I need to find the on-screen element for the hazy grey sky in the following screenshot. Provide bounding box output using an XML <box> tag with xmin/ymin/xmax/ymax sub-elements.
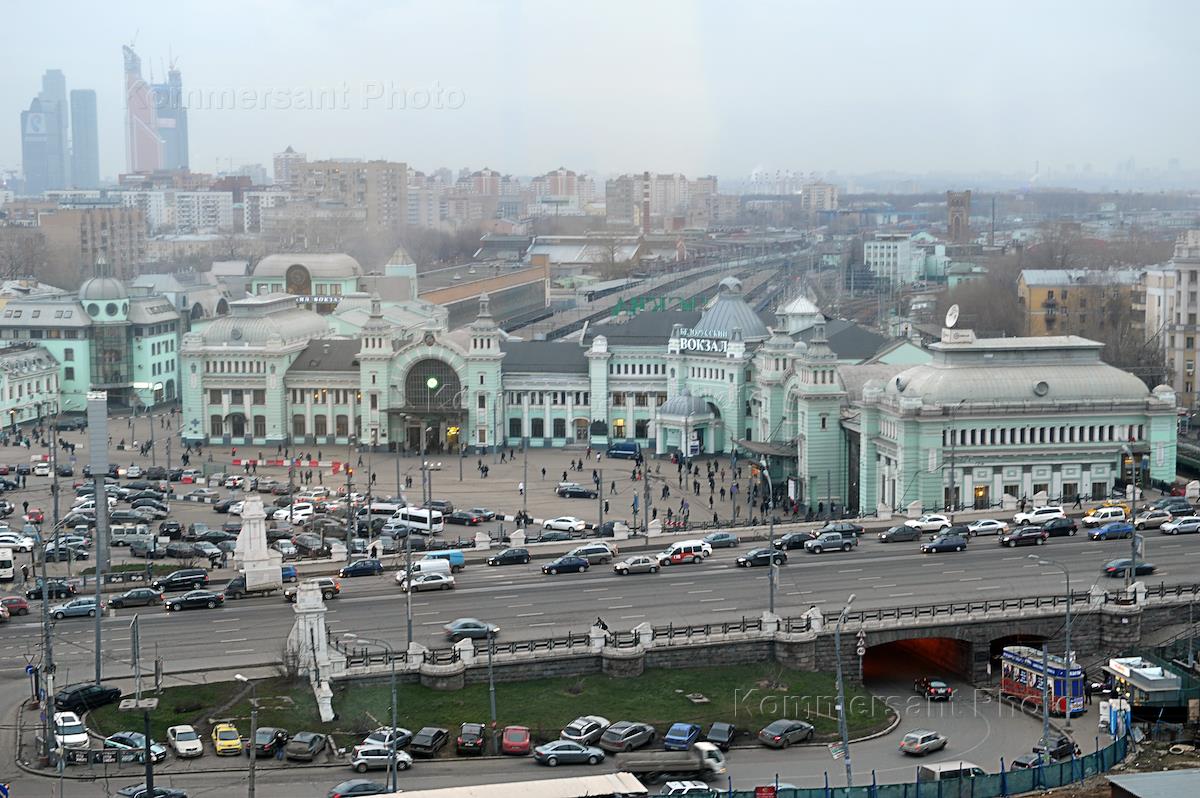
<box><xmin>5</xmin><ymin>0</ymin><xmax>1197</xmax><ymax>181</ymax></box>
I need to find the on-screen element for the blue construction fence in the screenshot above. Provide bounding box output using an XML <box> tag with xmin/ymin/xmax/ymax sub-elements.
<box><xmin>717</xmin><ymin>732</ymin><xmax>1129</xmax><ymax>798</ymax></box>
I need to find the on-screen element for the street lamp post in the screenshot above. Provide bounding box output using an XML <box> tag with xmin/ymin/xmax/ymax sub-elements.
<box><xmin>235</xmin><ymin>674</ymin><xmax>257</xmax><ymax>798</ymax></box>
<box><xmin>947</xmin><ymin>399</ymin><xmax>967</xmax><ymax>522</ymax></box>
<box><xmin>834</xmin><ymin>593</ymin><xmax>856</xmax><ymax>788</ymax></box>
<box><xmin>486</xmin><ymin>628</ymin><xmax>498</xmax><ymax>754</ymax></box>
<box><xmin>1031</xmin><ymin>554</ymin><xmax>1074</xmax><ymax>730</ymax></box>
<box><xmin>344</xmin><ymin>635</ymin><xmax>398</xmax><ymax>791</ymax></box>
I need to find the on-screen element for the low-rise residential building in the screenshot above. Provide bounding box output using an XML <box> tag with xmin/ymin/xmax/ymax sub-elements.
<box><xmin>1016</xmin><ymin>268</ymin><xmax>1144</xmax><ymax>337</ymax></box>
<box><xmin>0</xmin><ymin>344</ymin><xmax>60</xmax><ymax>425</ymax></box>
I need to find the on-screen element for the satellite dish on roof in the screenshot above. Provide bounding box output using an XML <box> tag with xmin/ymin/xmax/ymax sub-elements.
<box><xmin>945</xmin><ymin>304</ymin><xmax>960</xmax><ymax>329</ymax></box>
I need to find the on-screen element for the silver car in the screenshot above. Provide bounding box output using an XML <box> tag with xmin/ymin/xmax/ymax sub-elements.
<box><xmin>899</xmin><ymin>728</ymin><xmax>948</xmax><ymax>756</ymax></box>
<box><xmin>560</xmin><ymin>715</ymin><xmax>610</xmax><ymax>745</ymax></box>
<box><xmin>598</xmin><ymin>720</ymin><xmax>656</xmax><ymax>752</ymax></box>
<box><xmin>613</xmin><ymin>555</ymin><xmax>659</xmax><ymax>575</ymax></box>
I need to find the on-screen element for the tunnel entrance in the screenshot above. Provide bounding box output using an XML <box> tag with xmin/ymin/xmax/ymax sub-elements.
<box><xmin>862</xmin><ymin>637</ymin><xmax>973</xmax><ymax>683</ymax></box>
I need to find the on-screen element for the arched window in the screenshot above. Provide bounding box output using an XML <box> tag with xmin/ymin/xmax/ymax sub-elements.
<box><xmin>404</xmin><ymin>359</ymin><xmax>462</xmax><ymax>410</ymax></box>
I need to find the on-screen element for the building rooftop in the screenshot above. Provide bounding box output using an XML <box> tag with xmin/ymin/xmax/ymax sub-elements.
<box><xmin>1107</xmin><ymin>769</ymin><xmax>1200</xmax><ymax>798</ymax></box>
<box><xmin>500</xmin><ymin>341</ymin><xmax>588</xmax><ymax>373</ymax></box>
<box><xmin>695</xmin><ymin>277</ymin><xmax>770</xmax><ymax>341</ymax></box>
<box><xmin>1019</xmin><ymin>268</ymin><xmax>1143</xmax><ymax>287</ymax></box>
<box><xmin>794</xmin><ymin>319</ymin><xmax>886</xmax><ymax>362</ymax></box>
<box><xmin>285</xmin><ymin>339</ymin><xmax>361</xmax><ymax>374</ymax></box>
<box><xmin>253</xmin><ymin>253</ymin><xmax>364</xmax><ymax>279</ymax></box>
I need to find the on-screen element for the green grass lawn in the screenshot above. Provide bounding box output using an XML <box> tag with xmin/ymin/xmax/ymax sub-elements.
<box><xmin>89</xmin><ymin>664</ymin><xmax>893</xmax><ymax>751</ymax></box>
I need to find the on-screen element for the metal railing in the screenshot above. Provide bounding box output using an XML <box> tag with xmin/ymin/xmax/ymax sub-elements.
<box><xmin>651</xmin><ymin>616</ymin><xmax>763</xmax><ymax>641</ymax></box>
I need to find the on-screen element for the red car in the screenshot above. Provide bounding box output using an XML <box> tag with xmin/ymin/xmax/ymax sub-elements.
<box><xmin>2</xmin><ymin>596</ymin><xmax>31</xmax><ymax>616</ymax></box>
<box><xmin>501</xmin><ymin>725</ymin><xmax>531</xmax><ymax>755</ymax></box>
<box><xmin>914</xmin><ymin>677</ymin><xmax>954</xmax><ymax>700</ymax></box>
<box><xmin>24</xmin><ymin>508</ymin><xmax>44</xmax><ymax>523</ymax></box>
<box><xmin>0</xmin><ymin>464</ymin><xmax>8</xmax><ymax>475</ymax></box>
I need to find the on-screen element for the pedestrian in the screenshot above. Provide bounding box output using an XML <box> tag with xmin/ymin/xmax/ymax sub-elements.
<box><xmin>518</xmin><ymin>481</ymin><xmax>525</xmax><ymax>496</ymax></box>
<box><xmin>1073</xmin><ymin>494</ymin><xmax>1082</xmax><ymax>509</ymax></box>
<box><xmin>708</xmin><ymin>495</ymin><xmax>714</xmax><ymax>510</ymax></box>
<box><xmin>604</xmin><ymin>499</ymin><xmax>610</xmax><ymax>514</ymax></box>
<box><xmin>357</xmin><ymin>455</ymin><xmax>363</xmax><ymax>467</ymax></box>
<box><xmin>20</xmin><ymin>563</ymin><xmax>29</xmax><ymax>584</ymax></box>
<box><xmin>1084</xmin><ymin>681</ymin><xmax>1092</xmax><ymax>705</ymax></box>
<box><xmin>318</xmin><ymin>450</ymin><xmax>323</xmax><ymax>461</ymax></box>
<box><xmin>500</xmin><ymin>452</ymin><xmax>506</xmax><ymax>464</ymax></box>
<box><xmin>720</xmin><ymin>487</ymin><xmax>726</xmax><ymax>502</ymax></box>
<box><xmin>610</xmin><ymin>480</ymin><xmax>617</xmax><ymax>495</ymax></box>
<box><xmin>712</xmin><ymin>511</ymin><xmax>719</xmax><ymax>525</ymax></box>
<box><xmin>541</xmin><ymin>467</ymin><xmax>546</xmax><ymax>480</ymax></box>
<box><xmin>562</xmin><ymin>471</ymin><xmax>568</xmax><ymax>483</ymax></box>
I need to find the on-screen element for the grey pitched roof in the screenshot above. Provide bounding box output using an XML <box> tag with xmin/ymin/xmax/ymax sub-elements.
<box><xmin>285</xmin><ymin>339</ymin><xmax>361</xmax><ymax>374</ymax></box>
<box><xmin>586</xmin><ymin>310</ymin><xmax>703</xmax><ymax>346</ymax></box>
<box><xmin>501</xmin><ymin>341</ymin><xmax>588</xmax><ymax>373</ymax></box>
<box><xmin>695</xmin><ymin>277</ymin><xmax>770</xmax><ymax>340</ymax></box>
<box><xmin>795</xmin><ymin>319</ymin><xmax>886</xmax><ymax>362</ymax></box>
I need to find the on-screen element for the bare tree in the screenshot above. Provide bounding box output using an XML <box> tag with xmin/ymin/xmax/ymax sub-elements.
<box><xmin>0</xmin><ymin>228</ymin><xmax>50</xmax><ymax>281</ymax></box>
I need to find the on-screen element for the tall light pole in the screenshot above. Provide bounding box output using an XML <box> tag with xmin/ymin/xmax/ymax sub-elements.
<box><xmin>947</xmin><ymin>398</ymin><xmax>967</xmax><ymax>521</ymax></box>
<box><xmin>1032</xmin><ymin>554</ymin><xmax>1074</xmax><ymax>730</ymax></box>
<box><xmin>486</xmin><ymin>627</ymin><xmax>498</xmax><ymax>754</ymax></box>
<box><xmin>235</xmin><ymin>674</ymin><xmax>257</xmax><ymax>798</ymax></box>
<box><xmin>344</xmin><ymin>634</ymin><xmax>398</xmax><ymax>791</ymax></box>
<box><xmin>834</xmin><ymin>593</ymin><xmax>856</xmax><ymax>789</ymax></box>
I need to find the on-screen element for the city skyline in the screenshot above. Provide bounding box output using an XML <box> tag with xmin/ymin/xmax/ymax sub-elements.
<box><xmin>3</xmin><ymin>0</ymin><xmax>1198</xmax><ymax>187</ymax></box>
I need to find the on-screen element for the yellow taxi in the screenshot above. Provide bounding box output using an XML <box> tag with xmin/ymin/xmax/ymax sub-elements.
<box><xmin>211</xmin><ymin>722</ymin><xmax>242</xmax><ymax>755</ymax></box>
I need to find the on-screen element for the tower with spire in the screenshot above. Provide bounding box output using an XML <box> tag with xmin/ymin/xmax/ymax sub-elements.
<box><xmin>358</xmin><ymin>294</ymin><xmax>391</xmax><ymax>445</ymax></box>
<box><xmin>466</xmin><ymin>293</ymin><xmax>504</xmax><ymax>453</ymax></box>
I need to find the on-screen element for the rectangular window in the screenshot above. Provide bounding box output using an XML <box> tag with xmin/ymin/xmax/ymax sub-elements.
<box><xmin>635</xmin><ymin>393</ymin><xmax>648</xmax><ymax>407</ymax></box>
<box><xmin>230</xmin><ymin>389</ymin><xmax>244</xmax><ymax>405</ymax></box>
<box><xmin>253</xmin><ymin>389</ymin><xmax>266</xmax><ymax>405</ymax></box>
<box><xmin>314</xmin><ymin>415</ymin><xmax>328</xmax><ymax>436</ymax></box>
<box><xmin>635</xmin><ymin>419</ymin><xmax>650</xmax><ymax>438</ymax></box>
<box><xmin>253</xmin><ymin>415</ymin><xmax>267</xmax><ymax>437</ymax></box>
<box><xmin>64</xmin><ymin>348</ymin><xmax>74</xmax><ymax>361</ymax></box>
<box><xmin>292</xmin><ymin>415</ymin><xmax>306</xmax><ymax>436</ymax></box>
<box><xmin>210</xmin><ymin>415</ymin><xmax>223</xmax><ymax>436</ymax></box>
<box><xmin>612</xmin><ymin>393</ymin><xmax>625</xmax><ymax>407</ymax></box>
<box><xmin>335</xmin><ymin>414</ymin><xmax>349</xmax><ymax>437</ymax></box>
<box><xmin>370</xmin><ymin>394</ymin><xmax>378</xmax><ymax>410</ymax></box>
<box><xmin>64</xmin><ymin>367</ymin><xmax>75</xmax><ymax>381</ymax></box>
<box><xmin>509</xmin><ymin>418</ymin><xmax>522</xmax><ymax>438</ymax></box>
<box><xmin>553</xmin><ymin>418</ymin><xmax>566</xmax><ymax>438</ymax></box>
<box><xmin>477</xmin><ymin>394</ymin><xmax>486</xmax><ymax>409</ymax></box>
<box><xmin>209</xmin><ymin>389</ymin><xmax>222</xmax><ymax>405</ymax></box>
<box><xmin>612</xmin><ymin>418</ymin><xmax>626</xmax><ymax>439</ymax></box>
<box><xmin>531</xmin><ymin>418</ymin><xmax>545</xmax><ymax>438</ymax></box>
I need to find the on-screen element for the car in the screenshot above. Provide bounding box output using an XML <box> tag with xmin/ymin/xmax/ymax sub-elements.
<box><xmin>999</xmin><ymin>526</ymin><xmax>1048</xmax><ymax>547</ymax></box>
<box><xmin>125</xmin><ymin>465</ymin><xmax>143</xmax><ymax>478</ymax></box>
<box><xmin>1089</xmin><ymin>521</ymin><xmax>1135</xmax><ymax>540</ymax></box>
<box><xmin>446</xmin><ymin>510</ymin><xmax>485</xmax><ymax>526</ymax></box>
<box><xmin>533</xmin><ymin>739</ymin><xmax>605</xmax><ymax>766</ymax></box>
<box><xmin>737</xmin><ymin>548</ymin><xmax>787</xmax><ymax>567</ymax></box>
<box><xmin>424</xmin><ymin>498</ymin><xmax>455</xmax><ymax>514</ymax></box>
<box><xmin>878</xmin><ymin>525</ymin><xmax>922</xmax><ymax>543</ymax></box>
<box><xmin>705</xmin><ymin>722</ymin><xmax>736</xmax><ymax>751</ymax></box>
<box><xmin>111</xmin><ymin>509</ymin><xmax>151</xmax><ymax>525</ymax></box>
<box><xmin>568</xmin><ymin>543</ymin><xmax>618</xmax><ymax>565</ymax></box>
<box><xmin>804</xmin><ymin>531</ymin><xmax>857</xmax><ymax>554</ymax></box>
<box><xmin>543</xmin><ymin>516</ymin><xmax>587</xmax><ymax>533</ymax></box>
<box><xmin>486</xmin><ymin>548</ymin><xmax>530</xmax><ymax>566</ymax></box>
<box><xmin>703</xmin><ymin>531</ymin><xmax>740</xmax><ymax>548</ymax></box>
<box><xmin>660</xmin><ymin>781</ymin><xmax>713</xmax><ymax>796</ymax></box>
<box><xmin>967</xmin><ymin>519</ymin><xmax>1008</xmax><ymax>537</ymax></box>
<box><xmin>1014</xmin><ymin>506</ymin><xmax>1065</xmax><ymax>526</ymax></box>
<box><xmin>772</xmin><ymin>531</ymin><xmax>813</xmax><ymax>551</ymax></box>
<box><xmin>757</xmin><ymin>719</ymin><xmax>813</xmax><ymax>749</ymax></box>
<box><xmin>50</xmin><ymin>597</ymin><xmax>104</xmax><ymax>619</ymax></box>
<box><xmin>596</xmin><ymin>520</ymin><xmax>632</xmax><ymax>538</ymax></box>
<box><xmin>130</xmin><ymin>540</ymin><xmax>167</xmax><ymax>559</ymax></box>
<box><xmin>1134</xmin><ymin>509</ymin><xmax>1173</xmax><ymax>530</ymax></box>
<box><xmin>905</xmin><ymin>514</ymin><xmax>951</xmax><ymax>533</ymax></box>
<box><xmin>914</xmin><ymin>677</ymin><xmax>955</xmax><ymax>700</ymax></box>
<box><xmin>1040</xmin><ymin>517</ymin><xmax>1078</xmax><ymax>537</ymax></box>
<box><xmin>115</xmin><ymin>786</ymin><xmax>189</xmax><ymax>798</ymax></box>
<box><xmin>284</xmin><ymin>731</ymin><xmax>327</xmax><ymax>761</ymax></box>
<box><xmin>1160</xmin><ymin>516</ymin><xmax>1200</xmax><ymax>535</ymax></box>
<box><xmin>1</xmin><ymin>595</ymin><xmax>30</xmax><ymax>616</ymax></box>
<box><xmin>159</xmin><ymin>520</ymin><xmax>183</xmax><ymax>538</ymax></box>
<box><xmin>55</xmin><ymin>682</ymin><xmax>121</xmax><ymax>713</ymax></box>
<box><xmin>286</xmin><ymin>577</ymin><xmax>341</xmax><ymax>602</ymax></box>
<box><xmin>456</xmin><ymin>722</ymin><xmax>487</xmax><ymax>755</ymax></box>
<box><xmin>0</xmin><ymin>533</ymin><xmax>35</xmax><ymax>551</ymax></box>
<box><xmin>534</xmin><ymin>529</ymin><xmax>573</xmax><ymax>543</ymax></box>
<box><xmin>110</xmin><ymin>588</ymin><xmax>165</xmax><ymax>609</ymax></box>
<box><xmin>360</xmin><ymin>726</ymin><xmax>413</xmax><ymax>750</ymax></box>
<box><xmin>501</xmin><ymin>725</ymin><xmax>532</xmax><ymax>755</ymax></box>
<box><xmin>167</xmin><ymin>725</ymin><xmax>204</xmax><ymax>758</ymax></box>
<box><xmin>273</xmin><ymin>540</ymin><xmax>298</xmax><ymax>558</ymax></box>
<box><xmin>53</xmin><ymin>711</ymin><xmax>90</xmax><ymax>748</ymax></box>
<box><xmin>1154</xmin><ymin>497</ymin><xmax>1194</xmax><ymax>515</ymax></box>
<box><xmin>165</xmin><ymin>541</ymin><xmax>197</xmax><ymax>559</ymax></box>
<box><xmin>398</xmin><ymin>572</ymin><xmax>456</xmax><ymax>592</ymax></box>
<box><xmin>192</xmin><ymin>542</ymin><xmax>223</xmax><ymax>564</ymax></box>
<box><xmin>557</xmin><ymin>484</ymin><xmax>598</xmax><ymax>499</ymax></box>
<box><xmin>598</xmin><ymin>720</ymin><xmax>656</xmax><ymax>752</ymax></box>
<box><xmin>131</xmin><ymin>500</ymin><xmax>169</xmax><ymax>518</ymax></box>
<box><xmin>349</xmin><ymin>744</ymin><xmax>413</xmax><ymax>772</ymax></box>
<box><xmin>1009</xmin><ymin>752</ymin><xmax>1044</xmax><ymax>770</ymax></box>
<box><xmin>1033</xmin><ymin>734</ymin><xmax>1080</xmax><ymax>760</ymax></box>
<box><xmin>921</xmin><ymin>533</ymin><xmax>968</xmax><ymax>553</ymax></box>
<box><xmin>613</xmin><ymin>554</ymin><xmax>659</xmax><ymax>575</ymax></box>
<box><xmin>43</xmin><ymin>544</ymin><xmax>89</xmax><ymax>562</ymax></box>
<box><xmin>542</xmin><ymin>555</ymin><xmax>589</xmax><ymax>575</ymax></box>
<box><xmin>898</xmin><ymin>728</ymin><xmax>948</xmax><ymax>756</ymax></box>
<box><xmin>211</xmin><ymin>723</ymin><xmax>242</xmax><ymax>755</ymax></box>
<box><xmin>408</xmin><ymin>726</ymin><xmax>449</xmax><ymax>757</ymax></box>
<box><xmin>663</xmin><ymin>722</ymin><xmax>703</xmax><ymax>751</ymax></box>
<box><xmin>1103</xmin><ymin>559</ymin><xmax>1157</xmax><ymax>577</ymax></box>
<box><xmin>469</xmin><ymin>507</ymin><xmax>497</xmax><ymax>522</ymax></box>
<box><xmin>444</xmin><ymin>617</ymin><xmax>498</xmax><ymax>641</ymax></box>
<box><xmin>104</xmin><ymin>731</ymin><xmax>168</xmax><ymax>763</ymax></box>
<box><xmin>24</xmin><ymin>579</ymin><xmax>74</xmax><ymax>600</ymax></box>
<box><xmin>327</xmin><ymin>779</ymin><xmax>388</xmax><ymax>798</ymax></box>
<box><xmin>165</xmin><ymin>590</ymin><xmax>224</xmax><ymax>612</ymax></box>
<box><xmin>561</xmin><ymin>715</ymin><xmax>610</xmax><ymax>745</ymax></box>
<box><xmin>246</xmin><ymin>726</ymin><xmax>289</xmax><ymax>756</ymax></box>
<box><xmin>1082</xmin><ymin>507</ymin><xmax>1127</xmax><ymax>528</ymax></box>
<box><xmin>339</xmin><ymin>559</ymin><xmax>384</xmax><ymax>578</ymax></box>
<box><xmin>152</xmin><ymin>568</ymin><xmax>209</xmax><ymax>592</ymax></box>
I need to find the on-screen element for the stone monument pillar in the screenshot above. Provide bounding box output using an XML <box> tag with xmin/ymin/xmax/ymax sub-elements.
<box><xmin>233</xmin><ymin>495</ymin><xmax>282</xmax><ymax>591</ymax></box>
<box><xmin>285</xmin><ymin>580</ymin><xmax>346</xmax><ymax>722</ymax></box>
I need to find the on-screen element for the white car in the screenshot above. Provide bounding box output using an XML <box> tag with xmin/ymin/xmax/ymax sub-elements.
<box><xmin>228</xmin><ymin>501</ymin><xmax>245</xmax><ymax>516</ymax></box>
<box><xmin>167</xmin><ymin>724</ymin><xmax>204</xmax><ymax>758</ymax></box>
<box><xmin>661</xmin><ymin>782</ymin><xmax>714</xmax><ymax>796</ymax></box>
<box><xmin>53</xmin><ymin>711</ymin><xmax>90</xmax><ymax>749</ymax></box>
<box><xmin>33</xmin><ymin>462</ymin><xmax>51</xmax><ymax>477</ymax></box>
<box><xmin>273</xmin><ymin>502</ymin><xmax>314</xmax><ymax>522</ymax></box>
<box><xmin>967</xmin><ymin>519</ymin><xmax>1008</xmax><ymax>537</ymax></box>
<box><xmin>904</xmin><ymin>514</ymin><xmax>951</xmax><ymax>533</ymax></box>
<box><xmin>1013</xmin><ymin>506</ymin><xmax>1065</xmax><ymax>526</ymax></box>
<box><xmin>126</xmin><ymin>465</ymin><xmax>142</xmax><ymax>478</ymax></box>
<box><xmin>675</xmin><ymin>539</ymin><xmax>714</xmax><ymax>557</ymax></box>
<box><xmin>560</xmin><ymin>715</ymin><xmax>611</xmax><ymax>745</ymax></box>
<box><xmin>0</xmin><ymin>533</ymin><xmax>36</xmax><ymax>552</ymax></box>
<box><xmin>272</xmin><ymin>540</ymin><xmax>298</xmax><ymax>558</ymax></box>
<box><xmin>224</xmin><ymin>475</ymin><xmax>245</xmax><ymax>488</ymax></box>
<box><xmin>1081</xmin><ymin>506</ymin><xmax>1127</xmax><ymax>527</ymax></box>
<box><xmin>543</xmin><ymin>516</ymin><xmax>587</xmax><ymax>533</ymax></box>
<box><xmin>396</xmin><ymin>572</ymin><xmax>456</xmax><ymax>592</ymax></box>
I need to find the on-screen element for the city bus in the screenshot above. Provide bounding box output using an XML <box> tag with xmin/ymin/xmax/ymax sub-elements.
<box><xmin>379</xmin><ymin>772</ymin><xmax>647</xmax><ymax>798</ymax></box>
<box><xmin>392</xmin><ymin>506</ymin><xmax>444</xmax><ymax>534</ymax></box>
<box><xmin>1000</xmin><ymin>644</ymin><xmax>1085</xmax><ymax>717</ymax></box>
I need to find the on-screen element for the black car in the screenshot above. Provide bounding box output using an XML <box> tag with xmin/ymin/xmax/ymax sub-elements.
<box><xmin>152</xmin><ymin>568</ymin><xmax>209</xmax><ymax>592</ymax></box>
<box><xmin>921</xmin><ymin>533</ymin><xmax>968</xmax><ymax>553</ymax></box>
<box><xmin>817</xmin><ymin>522</ymin><xmax>866</xmax><ymax>537</ymax></box>
<box><xmin>196</xmin><ymin>530</ymin><xmax>236</xmax><ymax>544</ymax></box>
<box><xmin>487</xmin><ymin>548</ymin><xmax>530</xmax><ymax>566</ymax></box>
<box><xmin>111</xmin><ymin>510</ymin><xmax>150</xmax><ymax>524</ymax></box>
<box><xmin>339</xmin><ymin>559</ymin><xmax>384</xmax><ymax>578</ymax></box>
<box><xmin>446</xmin><ymin>511</ymin><xmax>484</xmax><ymax>526</ymax></box>
<box><xmin>456</xmin><ymin>722</ymin><xmax>486</xmax><ymax>755</ymax></box>
<box><xmin>1040</xmin><ymin>517</ymin><xmax>1078</xmax><ymax>537</ymax></box>
<box><xmin>705</xmin><ymin>722</ymin><xmax>737</xmax><ymax>751</ymax></box>
<box><xmin>144</xmin><ymin>467</ymin><xmax>168</xmax><ymax>481</ymax></box>
<box><xmin>55</xmin><ymin>682</ymin><xmax>122</xmax><ymax>713</ymax></box>
<box><xmin>737</xmin><ymin>548</ymin><xmax>787</xmax><ymax>567</ymax></box>
<box><xmin>213</xmin><ymin>498</ymin><xmax>238</xmax><ymax>514</ymax></box>
<box><xmin>43</xmin><ymin>544</ymin><xmax>89</xmax><ymax>562</ymax></box>
<box><xmin>109</xmin><ymin>588</ymin><xmax>164</xmax><ymax>608</ymax></box>
<box><xmin>424</xmin><ymin>499</ymin><xmax>455</xmax><ymax>514</ymax></box>
<box><xmin>165</xmin><ymin>590</ymin><xmax>224</xmax><ymax>612</ymax></box>
<box><xmin>542</xmin><ymin>555</ymin><xmax>589</xmax><ymax>575</ymax></box>
<box><xmin>409</xmin><ymin>726</ymin><xmax>449</xmax><ymax>757</ymax></box>
<box><xmin>557</xmin><ymin>484</ymin><xmax>598</xmax><ymax>499</ymax></box>
<box><xmin>131</xmin><ymin>499</ymin><xmax>169</xmax><ymax>513</ymax></box>
<box><xmin>247</xmin><ymin>727</ymin><xmax>289</xmax><ymax>756</ymax></box>
<box><xmin>1033</xmin><ymin>734</ymin><xmax>1080</xmax><ymax>760</ymax></box>
<box><xmin>879</xmin><ymin>525</ymin><xmax>922</xmax><ymax>543</ymax></box>
<box><xmin>772</xmin><ymin>531</ymin><xmax>813</xmax><ymax>551</ymax></box>
<box><xmin>999</xmin><ymin>527</ymin><xmax>1048</xmax><ymax>547</ymax></box>
<box><xmin>26</xmin><ymin>580</ymin><xmax>75</xmax><ymax>600</ymax></box>
<box><xmin>129</xmin><ymin>490</ymin><xmax>167</xmax><ymax>502</ymax></box>
<box><xmin>1103</xmin><ymin>559</ymin><xmax>1157</xmax><ymax>577</ymax></box>
<box><xmin>165</xmin><ymin>542</ymin><xmax>197</xmax><ymax>560</ymax></box>
<box><xmin>56</xmin><ymin>465</ymin><xmax>74</xmax><ymax>477</ymax></box>
<box><xmin>534</xmin><ymin>530</ymin><xmax>573</xmax><ymax>543</ymax></box>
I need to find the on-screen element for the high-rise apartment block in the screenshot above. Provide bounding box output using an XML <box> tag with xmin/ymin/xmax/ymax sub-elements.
<box><xmin>273</xmin><ymin>146</ymin><xmax>307</xmax><ymax>187</ymax></box>
<box><xmin>174</xmin><ymin>191</ymin><xmax>234</xmax><ymax>233</ymax></box>
<box><xmin>37</xmin><ymin>206</ymin><xmax>147</xmax><ymax>287</ymax></box>
<box><xmin>1156</xmin><ymin>231</ymin><xmax>1200</xmax><ymax>408</ymax></box>
<box><xmin>800</xmin><ymin>181</ymin><xmax>839</xmax><ymax>212</ymax></box>
<box><xmin>292</xmin><ymin>159</ymin><xmax>408</xmax><ymax>230</ymax></box>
